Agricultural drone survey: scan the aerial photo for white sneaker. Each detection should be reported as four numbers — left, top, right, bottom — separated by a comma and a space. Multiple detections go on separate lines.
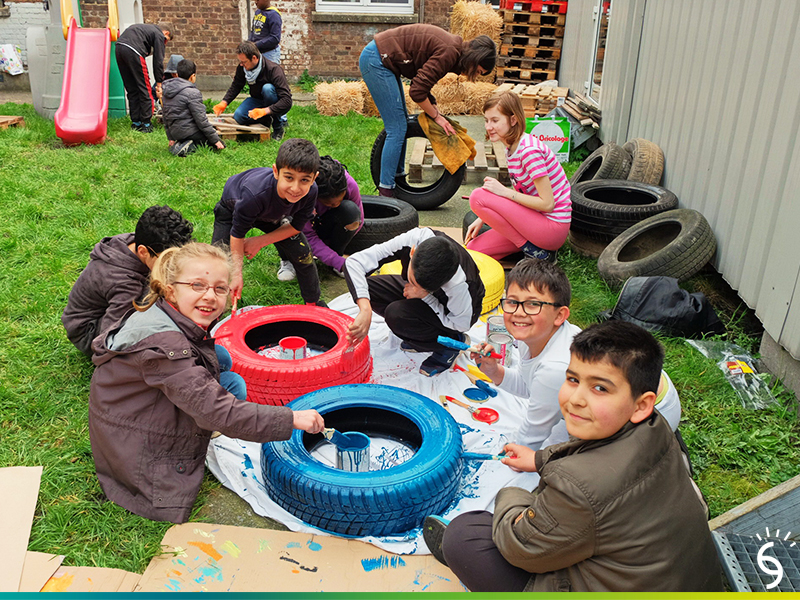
277, 260, 296, 282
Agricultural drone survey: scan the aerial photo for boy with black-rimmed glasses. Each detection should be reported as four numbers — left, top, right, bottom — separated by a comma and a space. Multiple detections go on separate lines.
471, 258, 579, 449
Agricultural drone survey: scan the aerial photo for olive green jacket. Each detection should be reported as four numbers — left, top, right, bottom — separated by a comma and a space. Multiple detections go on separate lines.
493, 413, 724, 592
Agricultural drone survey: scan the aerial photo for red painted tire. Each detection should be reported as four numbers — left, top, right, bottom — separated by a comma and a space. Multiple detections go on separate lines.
213, 306, 373, 406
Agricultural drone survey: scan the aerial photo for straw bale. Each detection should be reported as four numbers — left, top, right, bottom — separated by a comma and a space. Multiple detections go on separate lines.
315, 80, 364, 116
464, 81, 500, 114
450, 0, 503, 47
438, 101, 469, 115
359, 81, 381, 117
431, 73, 465, 105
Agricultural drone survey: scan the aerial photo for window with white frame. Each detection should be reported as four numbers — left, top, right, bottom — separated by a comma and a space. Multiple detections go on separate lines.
315, 0, 413, 16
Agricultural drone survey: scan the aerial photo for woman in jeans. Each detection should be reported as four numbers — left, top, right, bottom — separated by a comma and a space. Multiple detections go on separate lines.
359, 24, 496, 197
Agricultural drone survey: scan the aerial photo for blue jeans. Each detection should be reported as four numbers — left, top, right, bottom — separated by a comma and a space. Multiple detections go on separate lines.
233, 84, 287, 128
360, 40, 408, 189
216, 345, 247, 401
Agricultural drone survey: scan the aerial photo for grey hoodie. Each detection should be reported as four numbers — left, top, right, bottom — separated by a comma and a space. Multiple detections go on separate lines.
61, 233, 149, 356
162, 77, 220, 145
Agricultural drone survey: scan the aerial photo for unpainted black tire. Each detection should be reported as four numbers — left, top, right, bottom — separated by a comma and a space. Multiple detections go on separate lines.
261, 384, 463, 537
597, 209, 716, 285
569, 142, 633, 186
370, 115, 467, 210
345, 195, 419, 254
570, 179, 679, 242
213, 305, 373, 406
622, 138, 665, 185
567, 230, 608, 259
462, 209, 491, 242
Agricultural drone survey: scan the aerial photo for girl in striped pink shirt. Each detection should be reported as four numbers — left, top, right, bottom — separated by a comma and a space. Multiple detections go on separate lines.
465, 91, 571, 262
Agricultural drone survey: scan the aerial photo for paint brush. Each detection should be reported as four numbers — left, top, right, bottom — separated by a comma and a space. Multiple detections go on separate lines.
462, 451, 506, 462
322, 427, 351, 448
438, 394, 450, 411
437, 335, 503, 359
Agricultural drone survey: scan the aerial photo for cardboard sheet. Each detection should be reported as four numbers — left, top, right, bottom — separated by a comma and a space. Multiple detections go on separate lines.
18, 552, 64, 592
136, 523, 465, 592
0, 466, 42, 592
41, 566, 141, 592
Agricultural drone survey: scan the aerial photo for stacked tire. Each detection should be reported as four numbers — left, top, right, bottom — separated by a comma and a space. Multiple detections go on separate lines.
345, 196, 418, 254
569, 138, 669, 258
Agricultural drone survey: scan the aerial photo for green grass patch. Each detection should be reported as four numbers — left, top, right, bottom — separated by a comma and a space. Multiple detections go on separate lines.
0, 102, 797, 573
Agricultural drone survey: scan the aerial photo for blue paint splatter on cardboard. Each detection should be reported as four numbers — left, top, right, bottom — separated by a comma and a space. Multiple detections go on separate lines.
285, 542, 301, 549
307, 540, 322, 551
361, 555, 407, 571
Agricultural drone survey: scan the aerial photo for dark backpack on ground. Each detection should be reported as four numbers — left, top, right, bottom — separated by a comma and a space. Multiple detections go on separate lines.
599, 276, 725, 339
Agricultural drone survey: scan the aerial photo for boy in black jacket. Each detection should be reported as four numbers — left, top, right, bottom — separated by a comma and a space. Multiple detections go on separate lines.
162, 59, 225, 156
115, 22, 173, 132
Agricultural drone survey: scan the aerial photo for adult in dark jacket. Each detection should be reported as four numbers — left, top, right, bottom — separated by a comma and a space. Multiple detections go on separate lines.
359, 24, 496, 197
213, 40, 291, 140
61, 205, 193, 356
89, 242, 324, 523
162, 59, 225, 156
115, 22, 173, 132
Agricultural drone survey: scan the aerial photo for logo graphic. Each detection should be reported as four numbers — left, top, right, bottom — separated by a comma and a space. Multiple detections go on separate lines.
756, 527, 796, 590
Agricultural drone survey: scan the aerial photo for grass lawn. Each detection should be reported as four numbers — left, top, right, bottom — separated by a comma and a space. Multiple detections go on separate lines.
0, 102, 797, 573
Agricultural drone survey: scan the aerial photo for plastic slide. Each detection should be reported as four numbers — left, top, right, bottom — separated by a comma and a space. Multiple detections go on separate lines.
54, 19, 111, 145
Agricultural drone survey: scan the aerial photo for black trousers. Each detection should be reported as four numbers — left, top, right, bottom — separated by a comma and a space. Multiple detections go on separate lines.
442, 511, 531, 592
366, 274, 463, 352
115, 44, 155, 123
311, 199, 362, 257
212, 202, 320, 304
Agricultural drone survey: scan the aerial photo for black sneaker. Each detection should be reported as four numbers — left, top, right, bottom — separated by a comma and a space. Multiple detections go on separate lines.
522, 247, 556, 263
134, 122, 154, 133
170, 140, 196, 157
400, 340, 425, 353
272, 127, 285, 141
419, 348, 459, 377
423, 516, 449, 566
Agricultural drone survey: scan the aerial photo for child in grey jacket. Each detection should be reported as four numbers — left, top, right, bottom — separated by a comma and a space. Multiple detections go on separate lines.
162, 59, 225, 156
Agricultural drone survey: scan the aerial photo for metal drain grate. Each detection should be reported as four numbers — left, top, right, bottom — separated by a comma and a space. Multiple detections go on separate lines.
713, 531, 800, 592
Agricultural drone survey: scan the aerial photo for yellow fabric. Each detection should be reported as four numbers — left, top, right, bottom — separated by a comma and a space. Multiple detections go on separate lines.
418, 112, 477, 175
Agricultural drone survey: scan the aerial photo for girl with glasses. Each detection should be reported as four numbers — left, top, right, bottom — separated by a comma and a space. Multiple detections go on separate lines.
89, 242, 324, 523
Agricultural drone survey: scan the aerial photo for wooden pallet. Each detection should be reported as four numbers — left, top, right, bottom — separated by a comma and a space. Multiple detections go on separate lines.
209, 115, 270, 142
500, 9, 566, 25
502, 25, 564, 42
0, 115, 25, 129
408, 140, 510, 185
496, 68, 557, 83
499, 55, 559, 71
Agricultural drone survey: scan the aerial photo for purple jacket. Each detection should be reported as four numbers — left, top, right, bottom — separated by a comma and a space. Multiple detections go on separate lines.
302, 171, 364, 271
61, 233, 149, 356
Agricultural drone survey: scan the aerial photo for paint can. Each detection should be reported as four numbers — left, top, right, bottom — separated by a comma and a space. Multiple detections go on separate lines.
278, 336, 307, 360
335, 431, 371, 472
486, 315, 512, 366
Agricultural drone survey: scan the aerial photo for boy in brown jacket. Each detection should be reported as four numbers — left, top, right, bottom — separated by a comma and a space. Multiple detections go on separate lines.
424, 321, 724, 592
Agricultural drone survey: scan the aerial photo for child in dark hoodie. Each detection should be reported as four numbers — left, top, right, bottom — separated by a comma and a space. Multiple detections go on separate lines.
162, 59, 225, 156
62, 205, 194, 356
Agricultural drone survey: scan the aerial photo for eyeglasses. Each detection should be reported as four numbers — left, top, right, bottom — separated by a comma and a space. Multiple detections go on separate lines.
500, 298, 561, 315
174, 281, 230, 296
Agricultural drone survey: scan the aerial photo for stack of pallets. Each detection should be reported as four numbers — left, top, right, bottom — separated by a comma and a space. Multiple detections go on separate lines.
0, 115, 25, 130
497, 0, 568, 86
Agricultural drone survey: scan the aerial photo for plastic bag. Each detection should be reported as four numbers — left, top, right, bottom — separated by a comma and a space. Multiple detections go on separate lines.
0, 44, 24, 76
685, 339, 778, 410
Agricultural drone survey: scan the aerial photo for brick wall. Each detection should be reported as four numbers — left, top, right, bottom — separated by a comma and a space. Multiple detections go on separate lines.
0, 1, 51, 65
3, 0, 457, 80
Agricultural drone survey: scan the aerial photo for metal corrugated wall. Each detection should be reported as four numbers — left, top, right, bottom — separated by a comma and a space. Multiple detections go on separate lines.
560, 0, 800, 358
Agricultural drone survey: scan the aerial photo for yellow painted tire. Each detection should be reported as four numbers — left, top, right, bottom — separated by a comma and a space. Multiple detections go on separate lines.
378, 249, 505, 314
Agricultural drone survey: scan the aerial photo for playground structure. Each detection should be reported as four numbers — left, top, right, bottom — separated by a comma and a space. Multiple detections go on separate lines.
52, 0, 118, 145
26, 0, 139, 141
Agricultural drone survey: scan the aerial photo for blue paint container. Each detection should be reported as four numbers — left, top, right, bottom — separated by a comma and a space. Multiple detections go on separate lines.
464, 387, 490, 402
335, 431, 370, 472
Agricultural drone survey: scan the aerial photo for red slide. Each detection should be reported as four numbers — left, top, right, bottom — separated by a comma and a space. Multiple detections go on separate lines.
54, 19, 110, 146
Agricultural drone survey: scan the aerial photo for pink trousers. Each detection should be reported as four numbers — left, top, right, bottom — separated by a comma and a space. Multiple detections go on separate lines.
465, 188, 570, 259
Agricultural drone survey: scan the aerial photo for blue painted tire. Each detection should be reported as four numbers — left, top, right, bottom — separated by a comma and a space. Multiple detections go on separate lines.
261, 384, 463, 537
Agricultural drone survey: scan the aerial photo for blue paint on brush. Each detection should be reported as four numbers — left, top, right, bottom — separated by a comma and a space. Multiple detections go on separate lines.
361, 555, 407, 571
